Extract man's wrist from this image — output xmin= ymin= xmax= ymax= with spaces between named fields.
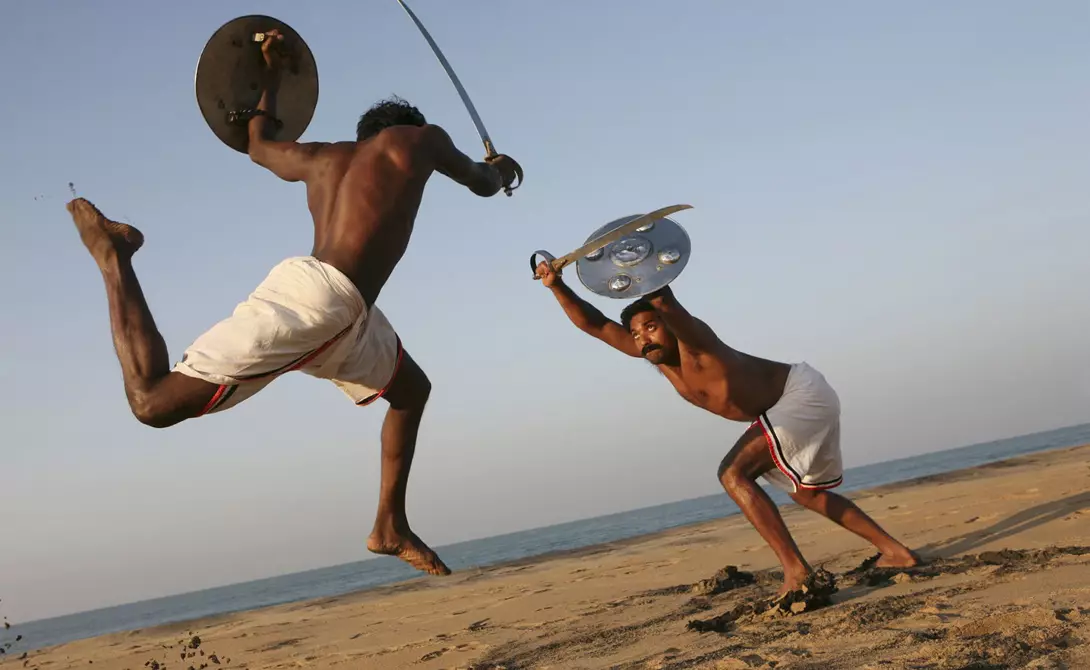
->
xmin=487 ymin=162 xmax=503 ymax=188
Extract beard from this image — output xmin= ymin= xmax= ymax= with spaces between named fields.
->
xmin=641 ymin=343 xmax=663 ymax=357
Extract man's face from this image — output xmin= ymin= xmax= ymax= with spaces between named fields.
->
xmin=629 ymin=311 xmax=678 ymax=365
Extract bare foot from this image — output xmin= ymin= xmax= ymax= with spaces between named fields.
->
xmin=67 ymin=198 xmax=144 ymax=266
xmin=367 ymin=527 xmax=451 ymax=576
xmin=875 ymin=546 xmax=922 ymax=569
xmin=777 ymin=568 xmax=812 ymax=598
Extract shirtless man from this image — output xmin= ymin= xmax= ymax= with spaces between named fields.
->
xmin=534 ymin=262 xmax=920 ymax=595
xmin=66 ymin=29 xmax=520 ymax=577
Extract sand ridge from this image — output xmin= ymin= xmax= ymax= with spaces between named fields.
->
xmin=4 ymin=443 xmax=1090 ymax=669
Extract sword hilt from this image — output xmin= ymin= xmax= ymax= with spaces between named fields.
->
xmin=486 ymin=151 xmax=523 ymax=197
xmin=530 ymin=250 xmax=560 ymax=278
xmin=503 ymin=156 xmax=524 ymax=197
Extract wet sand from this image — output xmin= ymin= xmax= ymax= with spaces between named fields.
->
xmin=5 ymin=443 xmax=1090 ymax=669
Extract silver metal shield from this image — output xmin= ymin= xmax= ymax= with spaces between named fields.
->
xmin=575 ymin=213 xmax=692 ymax=298
xmin=194 ymin=15 xmax=319 ymax=154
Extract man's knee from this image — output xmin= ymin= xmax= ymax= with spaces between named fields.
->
xmin=385 ymin=354 xmax=431 ymax=411
xmin=716 ymin=456 xmax=734 ymax=485
xmin=130 ymin=394 xmax=185 ymax=429
xmin=718 ymin=426 xmax=772 ymax=490
xmin=411 ymin=371 xmax=432 ymax=405
xmin=717 ymin=457 xmax=754 ymax=494
xmin=128 ymin=375 xmax=210 ymax=428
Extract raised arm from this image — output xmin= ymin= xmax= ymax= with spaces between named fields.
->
xmin=246 ymin=29 xmax=327 ymax=182
xmin=646 ymin=285 xmax=721 ymax=352
xmin=536 ymin=262 xmax=641 ymax=357
xmin=420 ymin=125 xmax=506 ymax=197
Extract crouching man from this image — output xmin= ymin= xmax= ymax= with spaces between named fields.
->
xmin=534 ymin=261 xmax=920 ymax=596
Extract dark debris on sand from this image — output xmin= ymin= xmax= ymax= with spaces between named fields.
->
xmin=844 ymin=545 xmax=1090 ymax=588
xmin=144 ymin=630 xmax=231 ymax=669
xmin=0 ymin=600 xmax=28 ymax=665
xmin=690 ymin=565 xmax=757 ymax=596
xmin=685 ymin=546 xmax=1090 ymax=636
xmin=687 ymin=568 xmax=838 ymax=633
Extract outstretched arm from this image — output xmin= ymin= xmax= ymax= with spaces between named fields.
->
xmin=247 ymin=29 xmax=327 ymax=182
xmin=421 ymin=125 xmax=504 ymax=197
xmin=537 ymin=263 xmax=641 ymax=357
xmin=647 ymin=286 xmax=721 ymax=352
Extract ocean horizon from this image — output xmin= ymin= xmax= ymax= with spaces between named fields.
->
xmin=4 ymin=421 xmax=1090 ymax=655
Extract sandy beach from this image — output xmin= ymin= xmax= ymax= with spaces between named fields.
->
xmin=5 ymin=443 xmax=1090 ymax=670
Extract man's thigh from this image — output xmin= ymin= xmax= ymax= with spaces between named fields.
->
xmin=322 ymin=303 xmax=417 ymax=409
xmin=132 ymin=371 xmax=226 ymax=427
xmin=718 ymin=423 xmax=776 ymax=481
xmin=175 ymin=259 xmax=361 ymax=416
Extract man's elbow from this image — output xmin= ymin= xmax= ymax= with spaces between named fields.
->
xmin=247 ymin=139 xmax=268 ymax=167
xmin=469 ymin=182 xmax=499 ymax=198
xmin=467 ymin=164 xmax=502 ymax=197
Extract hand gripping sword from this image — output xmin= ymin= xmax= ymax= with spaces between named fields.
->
xmin=395 ymin=0 xmax=524 ymax=196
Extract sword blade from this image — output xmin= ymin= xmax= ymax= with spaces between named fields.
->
xmin=396 ymin=0 xmax=497 ymax=156
xmin=553 ymin=205 xmax=694 ymax=271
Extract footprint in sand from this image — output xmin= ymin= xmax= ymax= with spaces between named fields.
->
xmin=420 ymin=640 xmax=488 ymax=662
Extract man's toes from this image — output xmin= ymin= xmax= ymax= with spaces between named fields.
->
xmin=409 ymin=549 xmax=450 ymax=576
xmin=430 ymin=557 xmax=452 ymax=576
xmin=68 ymin=198 xmax=97 ymax=217
xmin=876 ymin=549 xmax=922 ymax=569
xmin=401 ymin=543 xmax=450 ymax=576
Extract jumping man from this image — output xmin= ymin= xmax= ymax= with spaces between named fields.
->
xmin=67 ymin=29 xmax=520 ymax=576
xmin=534 ymin=261 xmax=920 ymax=596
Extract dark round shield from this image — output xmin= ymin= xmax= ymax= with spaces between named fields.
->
xmin=575 ymin=213 xmax=692 ymax=299
xmin=194 ymin=15 xmax=319 ymax=153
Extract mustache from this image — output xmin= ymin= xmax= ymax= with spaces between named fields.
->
xmin=641 ymin=343 xmax=663 ymax=355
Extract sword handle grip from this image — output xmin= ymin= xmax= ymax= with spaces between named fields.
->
xmin=530 ymin=250 xmax=559 ymax=278
xmin=487 ymin=152 xmax=523 ymax=197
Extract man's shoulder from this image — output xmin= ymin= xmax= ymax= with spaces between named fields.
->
xmin=355 ymin=125 xmax=439 ymax=155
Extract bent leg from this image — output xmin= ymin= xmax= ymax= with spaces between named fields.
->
xmin=789 ymin=489 xmax=920 ymax=568
xmin=364 ymin=350 xmax=450 ymax=576
xmin=718 ymin=424 xmax=812 ymax=595
xmin=69 ymin=198 xmax=219 ymax=427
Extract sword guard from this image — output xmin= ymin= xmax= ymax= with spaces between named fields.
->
xmin=530 ymin=250 xmax=558 ymax=277
xmin=486 ymin=153 xmax=523 ymax=197
xmin=505 ymin=156 xmax=524 ymax=196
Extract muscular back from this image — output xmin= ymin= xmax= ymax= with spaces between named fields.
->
xmin=250 ymin=123 xmax=501 ymax=307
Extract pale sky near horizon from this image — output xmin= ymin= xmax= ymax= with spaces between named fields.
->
xmin=2 ymin=0 xmax=1088 ymax=623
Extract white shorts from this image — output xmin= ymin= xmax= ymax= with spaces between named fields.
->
xmin=173 ymin=256 xmax=403 ymax=415
xmin=755 ymin=362 xmax=844 ymax=493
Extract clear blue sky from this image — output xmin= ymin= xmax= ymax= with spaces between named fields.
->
xmin=2 ymin=0 xmax=1088 ymax=622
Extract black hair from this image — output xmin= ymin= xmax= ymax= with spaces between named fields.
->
xmin=620 ymin=298 xmax=656 ymax=332
xmin=356 ymin=96 xmax=427 ymax=141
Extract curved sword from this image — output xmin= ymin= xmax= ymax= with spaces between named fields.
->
xmin=396 ymin=0 xmax=523 ymax=195
xmin=395 ymin=0 xmax=497 ymax=157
